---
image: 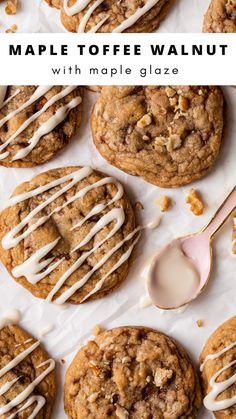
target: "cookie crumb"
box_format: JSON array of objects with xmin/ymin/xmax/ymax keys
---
[
  {"xmin": 92, "ymin": 324, "xmax": 103, "ymax": 337},
  {"xmin": 115, "ymin": 405, "xmax": 129, "ymax": 419},
  {"xmin": 155, "ymin": 196, "xmax": 171, "ymax": 212},
  {"xmin": 5, "ymin": 24, "xmax": 17, "ymax": 33},
  {"xmin": 135, "ymin": 201, "xmax": 144, "ymax": 210},
  {"xmin": 137, "ymin": 114, "xmax": 152, "ymax": 128},
  {"xmin": 186, "ymin": 189, "xmax": 204, "ymax": 216},
  {"xmin": 196, "ymin": 319, "xmax": 204, "ymax": 328},
  {"xmin": 5, "ymin": 0, "xmax": 17, "ymax": 15},
  {"xmin": 154, "ymin": 367, "xmax": 173, "ymax": 387}
]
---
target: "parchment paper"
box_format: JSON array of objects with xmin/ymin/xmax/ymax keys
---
[
  {"xmin": 0, "ymin": 0, "xmax": 209, "ymax": 33},
  {"xmin": 0, "ymin": 86, "xmax": 235, "ymax": 418}
]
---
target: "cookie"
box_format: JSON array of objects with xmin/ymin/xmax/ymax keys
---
[
  {"xmin": 91, "ymin": 86, "xmax": 224, "ymax": 188},
  {"xmin": 45, "ymin": 0, "xmax": 176, "ymax": 33},
  {"xmin": 203, "ymin": 0, "xmax": 236, "ymax": 33},
  {"xmin": 200, "ymin": 316, "xmax": 236, "ymax": 417},
  {"xmin": 64, "ymin": 326, "xmax": 202, "ymax": 418},
  {"xmin": 0, "ymin": 166, "xmax": 138, "ymax": 304},
  {"xmin": 0, "ymin": 324, "xmax": 56, "ymax": 418},
  {"xmin": 0, "ymin": 86, "xmax": 83, "ymax": 168}
]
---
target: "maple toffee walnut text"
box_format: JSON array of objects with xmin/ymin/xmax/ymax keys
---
[{"xmin": 9, "ymin": 44, "xmax": 228, "ymax": 56}]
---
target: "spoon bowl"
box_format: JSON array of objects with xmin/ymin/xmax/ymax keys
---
[{"xmin": 148, "ymin": 186, "xmax": 236, "ymax": 310}]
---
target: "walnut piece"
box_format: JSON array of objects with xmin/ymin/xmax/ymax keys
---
[
  {"xmin": 115, "ymin": 405, "xmax": 129, "ymax": 419},
  {"xmin": 166, "ymin": 134, "xmax": 182, "ymax": 152},
  {"xmin": 5, "ymin": 0, "xmax": 17, "ymax": 15},
  {"xmin": 137, "ymin": 114, "xmax": 152, "ymax": 128},
  {"xmin": 154, "ymin": 367, "xmax": 173, "ymax": 388},
  {"xmin": 186, "ymin": 189, "xmax": 204, "ymax": 216},
  {"xmin": 165, "ymin": 87, "xmax": 176, "ymax": 97},
  {"xmin": 178, "ymin": 96, "xmax": 189, "ymax": 111},
  {"xmin": 5, "ymin": 24, "xmax": 17, "ymax": 33},
  {"xmin": 155, "ymin": 196, "xmax": 171, "ymax": 212},
  {"xmin": 92, "ymin": 324, "xmax": 103, "ymax": 336},
  {"xmin": 196, "ymin": 319, "xmax": 204, "ymax": 328}
]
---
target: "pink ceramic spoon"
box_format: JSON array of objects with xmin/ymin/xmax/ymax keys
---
[{"xmin": 148, "ymin": 186, "xmax": 236, "ymax": 310}]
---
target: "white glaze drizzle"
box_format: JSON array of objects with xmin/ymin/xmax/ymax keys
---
[
  {"xmin": 201, "ymin": 340, "xmax": 236, "ymax": 411},
  {"xmin": 7, "ymin": 395, "xmax": 46, "ymax": 419},
  {"xmin": 2, "ymin": 167, "xmax": 140, "ymax": 304},
  {"xmin": 63, "ymin": 0, "xmax": 161, "ymax": 33},
  {"xmin": 0, "ymin": 340, "xmax": 54, "ymax": 417},
  {"xmin": 0, "ymin": 86, "xmax": 81, "ymax": 161}
]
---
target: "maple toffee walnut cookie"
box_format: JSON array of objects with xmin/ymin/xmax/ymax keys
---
[
  {"xmin": 0, "ymin": 86, "xmax": 83, "ymax": 168},
  {"xmin": 45, "ymin": 0, "xmax": 176, "ymax": 33},
  {"xmin": 0, "ymin": 166, "xmax": 138, "ymax": 305},
  {"xmin": 203, "ymin": 0, "xmax": 236, "ymax": 33},
  {"xmin": 91, "ymin": 86, "xmax": 224, "ymax": 188},
  {"xmin": 200, "ymin": 316, "xmax": 236, "ymax": 418},
  {"xmin": 0, "ymin": 324, "xmax": 56, "ymax": 418},
  {"xmin": 64, "ymin": 326, "xmax": 202, "ymax": 418}
]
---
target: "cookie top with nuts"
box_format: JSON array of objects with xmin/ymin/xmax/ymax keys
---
[
  {"xmin": 45, "ymin": 0, "xmax": 176, "ymax": 34},
  {"xmin": 203, "ymin": 0, "xmax": 236, "ymax": 33},
  {"xmin": 64, "ymin": 326, "xmax": 202, "ymax": 418},
  {"xmin": 91, "ymin": 86, "xmax": 224, "ymax": 188},
  {"xmin": 0, "ymin": 86, "xmax": 83, "ymax": 168}
]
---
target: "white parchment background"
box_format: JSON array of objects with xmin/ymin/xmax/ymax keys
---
[
  {"xmin": 0, "ymin": 86, "xmax": 235, "ymax": 418},
  {"xmin": 1, "ymin": 0, "xmax": 211, "ymax": 33},
  {"xmin": 0, "ymin": 1, "xmax": 236, "ymax": 418}
]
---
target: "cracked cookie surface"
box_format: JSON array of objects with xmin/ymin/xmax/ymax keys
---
[
  {"xmin": 0, "ymin": 167, "xmax": 136, "ymax": 304},
  {"xmin": 0, "ymin": 86, "xmax": 83, "ymax": 168},
  {"xmin": 200, "ymin": 316, "xmax": 236, "ymax": 418},
  {"xmin": 45, "ymin": 0, "xmax": 176, "ymax": 33},
  {"xmin": 203, "ymin": 0, "xmax": 236, "ymax": 33},
  {"xmin": 91, "ymin": 86, "xmax": 224, "ymax": 188},
  {"xmin": 64, "ymin": 326, "xmax": 202, "ymax": 418},
  {"xmin": 0, "ymin": 324, "xmax": 56, "ymax": 418}
]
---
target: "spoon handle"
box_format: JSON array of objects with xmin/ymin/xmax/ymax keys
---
[{"xmin": 203, "ymin": 186, "xmax": 236, "ymax": 240}]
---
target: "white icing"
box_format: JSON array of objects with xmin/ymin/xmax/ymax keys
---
[
  {"xmin": 39, "ymin": 323, "xmax": 54, "ymax": 337},
  {"xmin": 2, "ymin": 167, "xmax": 140, "ymax": 304},
  {"xmin": 0, "ymin": 309, "xmax": 22, "ymax": 330},
  {"xmin": 0, "ymin": 377, "xmax": 21, "ymax": 396},
  {"xmin": 0, "ymin": 340, "xmax": 55, "ymax": 417},
  {"xmin": 8, "ymin": 395, "xmax": 46, "ymax": 419},
  {"xmin": 0, "ymin": 341, "xmax": 40, "ymax": 378},
  {"xmin": 201, "ymin": 341, "xmax": 236, "ymax": 411},
  {"xmin": 0, "ymin": 86, "xmax": 81, "ymax": 161},
  {"xmin": 64, "ymin": 0, "xmax": 160, "ymax": 33}
]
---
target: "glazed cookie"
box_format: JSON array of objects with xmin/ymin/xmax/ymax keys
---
[
  {"xmin": 91, "ymin": 86, "xmax": 224, "ymax": 188},
  {"xmin": 0, "ymin": 167, "xmax": 138, "ymax": 304},
  {"xmin": 203, "ymin": 0, "xmax": 236, "ymax": 33},
  {"xmin": 64, "ymin": 326, "xmax": 202, "ymax": 418},
  {"xmin": 200, "ymin": 316, "xmax": 236, "ymax": 417},
  {"xmin": 0, "ymin": 86, "xmax": 83, "ymax": 167},
  {"xmin": 0, "ymin": 324, "xmax": 56, "ymax": 418},
  {"xmin": 45, "ymin": 0, "xmax": 176, "ymax": 33}
]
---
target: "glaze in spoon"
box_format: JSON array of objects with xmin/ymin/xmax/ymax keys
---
[{"xmin": 148, "ymin": 186, "xmax": 236, "ymax": 310}]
